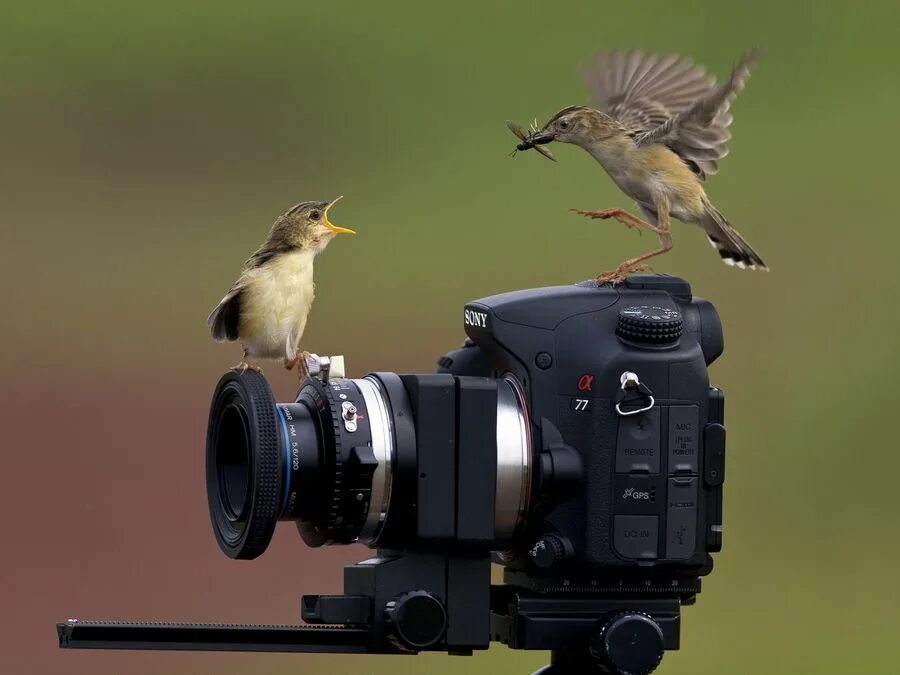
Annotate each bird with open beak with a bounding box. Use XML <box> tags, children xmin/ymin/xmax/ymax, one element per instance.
<box><xmin>207</xmin><ymin>197</ymin><xmax>354</xmax><ymax>376</ymax></box>
<box><xmin>512</xmin><ymin>49</ymin><xmax>767</xmax><ymax>284</ymax></box>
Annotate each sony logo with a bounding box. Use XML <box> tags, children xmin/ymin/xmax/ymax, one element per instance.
<box><xmin>463</xmin><ymin>308</ymin><xmax>488</xmax><ymax>329</ymax></box>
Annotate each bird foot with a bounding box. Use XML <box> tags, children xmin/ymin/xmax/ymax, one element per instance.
<box><xmin>572</xmin><ymin>208</ymin><xmax>617</xmax><ymax>219</ymax></box>
<box><xmin>571</xmin><ymin>208</ymin><xmax>643</xmax><ymax>235</ymax></box>
<box><xmin>285</xmin><ymin>351</ymin><xmax>313</xmax><ymax>380</ymax></box>
<box><xmin>596</xmin><ymin>263</ymin><xmax>651</xmax><ymax>286</ymax></box>
<box><xmin>233</xmin><ymin>361</ymin><xmax>262</xmax><ymax>375</ymax></box>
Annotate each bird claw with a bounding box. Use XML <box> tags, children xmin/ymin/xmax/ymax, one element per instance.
<box><xmin>596</xmin><ymin>264</ymin><xmax>651</xmax><ymax>286</ymax></box>
<box><xmin>298</xmin><ymin>351</ymin><xmax>312</xmax><ymax>381</ymax></box>
<box><xmin>571</xmin><ymin>208</ymin><xmax>614</xmax><ymax>220</ymax></box>
<box><xmin>233</xmin><ymin>361</ymin><xmax>262</xmax><ymax>375</ymax></box>
<box><xmin>285</xmin><ymin>351</ymin><xmax>313</xmax><ymax>380</ymax></box>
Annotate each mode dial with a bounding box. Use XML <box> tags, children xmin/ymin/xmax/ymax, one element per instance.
<box><xmin>617</xmin><ymin>305</ymin><xmax>683</xmax><ymax>344</ymax></box>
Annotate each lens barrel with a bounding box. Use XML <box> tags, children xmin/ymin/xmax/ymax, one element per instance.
<box><xmin>206</xmin><ymin>369</ymin><xmax>531</xmax><ymax>559</ymax></box>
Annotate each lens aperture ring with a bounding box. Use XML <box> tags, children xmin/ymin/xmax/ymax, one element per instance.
<box><xmin>325</xmin><ymin>383</ymin><xmax>346</xmax><ymax>542</ymax></box>
<box><xmin>293</xmin><ymin>378</ymin><xmax>375</xmax><ymax>545</ymax></box>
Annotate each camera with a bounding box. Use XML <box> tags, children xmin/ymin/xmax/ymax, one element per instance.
<box><xmin>58</xmin><ymin>274</ymin><xmax>727</xmax><ymax>675</ymax></box>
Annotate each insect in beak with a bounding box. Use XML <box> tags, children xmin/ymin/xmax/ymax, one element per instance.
<box><xmin>506</xmin><ymin>120</ymin><xmax>556</xmax><ymax>161</ymax></box>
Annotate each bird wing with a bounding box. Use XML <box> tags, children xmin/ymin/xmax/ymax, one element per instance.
<box><xmin>243</xmin><ymin>239</ymin><xmax>290</xmax><ymax>270</ymax></box>
<box><xmin>207</xmin><ymin>238</ymin><xmax>290</xmax><ymax>342</ymax></box>
<box><xmin>207</xmin><ymin>278</ymin><xmax>245</xmax><ymax>342</ymax></box>
<box><xmin>582</xmin><ymin>49</ymin><xmax>761</xmax><ymax>179</ymax></box>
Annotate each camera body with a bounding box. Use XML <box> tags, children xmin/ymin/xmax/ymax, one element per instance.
<box><xmin>448</xmin><ymin>273</ymin><xmax>725</xmax><ymax>576</ymax></box>
<box><xmin>58</xmin><ymin>275</ymin><xmax>728</xmax><ymax>675</ymax></box>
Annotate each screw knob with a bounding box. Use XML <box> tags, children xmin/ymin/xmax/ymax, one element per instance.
<box><xmin>384</xmin><ymin>591</ymin><xmax>447</xmax><ymax>650</ymax></box>
<box><xmin>591</xmin><ymin>611</ymin><xmax>664</xmax><ymax>675</ymax></box>
<box><xmin>530</xmin><ymin>534</ymin><xmax>572</xmax><ymax>569</ymax></box>
<box><xmin>616</xmin><ymin>306</ymin><xmax>683</xmax><ymax>344</ymax></box>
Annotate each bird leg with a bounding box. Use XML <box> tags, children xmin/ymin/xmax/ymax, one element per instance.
<box><xmin>571</xmin><ymin>208</ymin><xmax>668</xmax><ymax>236</ymax></box>
<box><xmin>596</xmin><ymin>205</ymin><xmax>673</xmax><ymax>286</ymax></box>
<box><xmin>284</xmin><ymin>350</ymin><xmax>313</xmax><ymax>380</ymax></box>
<box><xmin>234</xmin><ymin>347</ymin><xmax>262</xmax><ymax>374</ymax></box>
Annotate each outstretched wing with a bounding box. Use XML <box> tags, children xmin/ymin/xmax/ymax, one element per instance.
<box><xmin>583</xmin><ymin>49</ymin><xmax>761</xmax><ymax>179</ymax></box>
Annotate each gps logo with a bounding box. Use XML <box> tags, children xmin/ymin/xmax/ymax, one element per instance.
<box><xmin>622</xmin><ymin>487</ymin><xmax>652</xmax><ymax>501</ymax></box>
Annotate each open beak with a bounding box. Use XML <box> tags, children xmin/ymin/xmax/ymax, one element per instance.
<box><xmin>323</xmin><ymin>196</ymin><xmax>355</xmax><ymax>235</ymax></box>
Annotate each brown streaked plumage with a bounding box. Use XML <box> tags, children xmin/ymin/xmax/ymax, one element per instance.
<box><xmin>207</xmin><ymin>197</ymin><xmax>354</xmax><ymax>376</ymax></box>
<box><xmin>513</xmin><ymin>49</ymin><xmax>767</xmax><ymax>283</ymax></box>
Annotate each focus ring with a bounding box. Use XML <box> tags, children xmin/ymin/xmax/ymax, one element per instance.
<box><xmin>239</xmin><ymin>372</ymin><xmax>281</xmax><ymax>557</ymax></box>
<box><xmin>206</xmin><ymin>369</ymin><xmax>281</xmax><ymax>560</ymax></box>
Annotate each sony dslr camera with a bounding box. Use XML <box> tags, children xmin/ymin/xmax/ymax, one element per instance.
<box><xmin>58</xmin><ymin>274</ymin><xmax>727</xmax><ymax>675</ymax></box>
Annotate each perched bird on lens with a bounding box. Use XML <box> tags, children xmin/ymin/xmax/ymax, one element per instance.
<box><xmin>511</xmin><ymin>49</ymin><xmax>767</xmax><ymax>283</ymax></box>
<box><xmin>207</xmin><ymin>197</ymin><xmax>354</xmax><ymax>376</ymax></box>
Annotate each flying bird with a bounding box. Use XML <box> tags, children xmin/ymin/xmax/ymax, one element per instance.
<box><xmin>511</xmin><ymin>49</ymin><xmax>767</xmax><ymax>284</ymax></box>
<box><xmin>207</xmin><ymin>197</ymin><xmax>354</xmax><ymax>376</ymax></box>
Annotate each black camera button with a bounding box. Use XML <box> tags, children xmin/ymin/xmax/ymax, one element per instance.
<box><xmin>668</xmin><ymin>406</ymin><xmax>699</xmax><ymax>474</ymax></box>
<box><xmin>613</xmin><ymin>515</ymin><xmax>658</xmax><ymax>559</ymax></box>
<box><xmin>615</xmin><ymin>407</ymin><xmax>661</xmax><ymax>474</ymax></box>
<box><xmin>665</xmin><ymin>477</ymin><xmax>698</xmax><ymax>560</ymax></box>
<box><xmin>535</xmin><ymin>352</ymin><xmax>553</xmax><ymax>369</ymax></box>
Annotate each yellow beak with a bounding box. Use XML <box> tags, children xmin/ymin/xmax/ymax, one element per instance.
<box><xmin>323</xmin><ymin>196</ymin><xmax>355</xmax><ymax>234</ymax></box>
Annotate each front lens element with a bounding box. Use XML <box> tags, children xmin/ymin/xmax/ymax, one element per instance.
<box><xmin>217</xmin><ymin>404</ymin><xmax>251</xmax><ymax>521</ymax></box>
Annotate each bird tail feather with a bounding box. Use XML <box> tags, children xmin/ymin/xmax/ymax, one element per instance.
<box><xmin>207</xmin><ymin>291</ymin><xmax>241</xmax><ymax>342</ymax></box>
<box><xmin>703</xmin><ymin>202</ymin><xmax>768</xmax><ymax>271</ymax></box>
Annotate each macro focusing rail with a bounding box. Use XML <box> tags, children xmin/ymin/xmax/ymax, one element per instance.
<box><xmin>57</xmin><ymin>619</ymin><xmax>383</xmax><ymax>654</ymax></box>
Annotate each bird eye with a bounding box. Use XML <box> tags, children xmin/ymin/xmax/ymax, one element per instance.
<box><xmin>559</xmin><ymin>120</ymin><xmax>570</xmax><ymax>130</ymax></box>
<box><xmin>309</xmin><ymin>210</ymin><xmax>320</xmax><ymax>220</ymax></box>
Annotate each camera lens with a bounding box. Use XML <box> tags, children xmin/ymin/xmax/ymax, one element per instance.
<box><xmin>206</xmin><ymin>370</ymin><xmax>533</xmax><ymax>559</ymax></box>
<box><xmin>206</xmin><ymin>370</ymin><xmax>397</xmax><ymax>559</ymax></box>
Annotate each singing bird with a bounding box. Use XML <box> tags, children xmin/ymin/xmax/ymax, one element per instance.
<box><xmin>207</xmin><ymin>197</ymin><xmax>354</xmax><ymax>375</ymax></box>
<box><xmin>515</xmin><ymin>49</ymin><xmax>767</xmax><ymax>283</ymax></box>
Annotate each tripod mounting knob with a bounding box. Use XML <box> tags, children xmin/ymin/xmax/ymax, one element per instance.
<box><xmin>384</xmin><ymin>591</ymin><xmax>447</xmax><ymax>651</ymax></box>
<box><xmin>591</xmin><ymin>611</ymin><xmax>664</xmax><ymax>675</ymax></box>
<box><xmin>529</xmin><ymin>533</ymin><xmax>573</xmax><ymax>569</ymax></box>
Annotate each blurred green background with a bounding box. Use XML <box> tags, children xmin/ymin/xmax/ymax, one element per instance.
<box><xmin>3</xmin><ymin>1</ymin><xmax>899</xmax><ymax>674</ymax></box>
